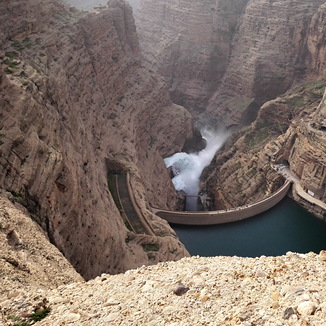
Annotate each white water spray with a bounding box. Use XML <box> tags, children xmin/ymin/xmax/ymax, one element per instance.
<box><xmin>164</xmin><ymin>128</ymin><xmax>229</xmax><ymax>211</ymax></box>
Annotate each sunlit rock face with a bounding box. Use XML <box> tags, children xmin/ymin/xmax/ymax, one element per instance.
<box><xmin>0</xmin><ymin>0</ymin><xmax>192</xmax><ymax>279</ymax></box>
<box><xmin>136</xmin><ymin>0</ymin><xmax>326</xmax><ymax>127</ymax></box>
<box><xmin>201</xmin><ymin>81</ymin><xmax>326</xmax><ymax>219</ymax></box>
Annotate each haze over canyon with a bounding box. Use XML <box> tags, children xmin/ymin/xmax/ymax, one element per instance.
<box><xmin>0</xmin><ymin>2</ymin><xmax>325</xmax><ymax>324</ymax></box>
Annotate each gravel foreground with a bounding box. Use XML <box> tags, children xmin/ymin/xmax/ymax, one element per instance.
<box><xmin>1</xmin><ymin>252</ymin><xmax>326</xmax><ymax>325</ymax></box>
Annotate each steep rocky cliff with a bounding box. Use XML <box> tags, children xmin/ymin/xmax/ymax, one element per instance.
<box><xmin>137</xmin><ymin>0</ymin><xmax>326</xmax><ymax>126</ymax></box>
<box><xmin>0</xmin><ymin>191</ymin><xmax>83</xmax><ymax>296</ymax></box>
<box><xmin>271</xmin><ymin>87</ymin><xmax>326</xmax><ymax>218</ymax></box>
<box><xmin>206</xmin><ymin>0</ymin><xmax>326</xmax><ymax>127</ymax></box>
<box><xmin>136</xmin><ymin>0</ymin><xmax>249</xmax><ymax>116</ymax></box>
<box><xmin>305</xmin><ymin>2</ymin><xmax>326</xmax><ymax>80</ymax></box>
<box><xmin>202</xmin><ymin>81</ymin><xmax>326</xmax><ymax>219</ymax></box>
<box><xmin>0</xmin><ymin>0</ymin><xmax>193</xmax><ymax>279</ymax></box>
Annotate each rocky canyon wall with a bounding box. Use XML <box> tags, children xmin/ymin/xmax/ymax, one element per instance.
<box><xmin>136</xmin><ymin>0</ymin><xmax>326</xmax><ymax>127</ymax></box>
<box><xmin>202</xmin><ymin>81</ymin><xmax>325</xmax><ymax>219</ymax></box>
<box><xmin>0</xmin><ymin>0</ymin><xmax>192</xmax><ymax>279</ymax></box>
<box><xmin>136</xmin><ymin>0</ymin><xmax>326</xmax><ymax>218</ymax></box>
<box><xmin>136</xmin><ymin>0</ymin><xmax>250</xmax><ymax>116</ymax></box>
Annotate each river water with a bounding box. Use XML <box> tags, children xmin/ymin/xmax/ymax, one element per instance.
<box><xmin>172</xmin><ymin>197</ymin><xmax>326</xmax><ymax>257</ymax></box>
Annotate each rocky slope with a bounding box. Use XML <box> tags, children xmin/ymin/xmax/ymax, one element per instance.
<box><xmin>0</xmin><ymin>191</ymin><xmax>83</xmax><ymax>301</ymax></box>
<box><xmin>202</xmin><ymin>81</ymin><xmax>326</xmax><ymax>219</ymax></box>
<box><xmin>1</xmin><ymin>251</ymin><xmax>326</xmax><ymax>325</ymax></box>
<box><xmin>0</xmin><ymin>0</ymin><xmax>193</xmax><ymax>279</ymax></box>
<box><xmin>271</xmin><ymin>87</ymin><xmax>326</xmax><ymax>219</ymax></box>
<box><xmin>136</xmin><ymin>0</ymin><xmax>326</xmax><ymax>126</ymax></box>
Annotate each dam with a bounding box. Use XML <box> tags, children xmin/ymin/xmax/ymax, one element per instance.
<box><xmin>151</xmin><ymin>180</ymin><xmax>291</xmax><ymax>225</ymax></box>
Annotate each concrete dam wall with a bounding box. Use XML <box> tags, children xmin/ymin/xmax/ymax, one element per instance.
<box><xmin>152</xmin><ymin>181</ymin><xmax>292</xmax><ymax>225</ymax></box>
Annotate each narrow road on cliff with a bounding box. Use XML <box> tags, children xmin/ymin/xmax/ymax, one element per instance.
<box><xmin>276</xmin><ymin>166</ymin><xmax>326</xmax><ymax>211</ymax></box>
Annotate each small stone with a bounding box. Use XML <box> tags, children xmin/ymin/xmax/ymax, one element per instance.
<box><xmin>7</xmin><ymin>291</ymin><xmax>21</xmax><ymax>299</ymax></box>
<box><xmin>141</xmin><ymin>280</ymin><xmax>155</xmax><ymax>292</ymax></box>
<box><xmin>319</xmin><ymin>250</ymin><xmax>326</xmax><ymax>261</ymax></box>
<box><xmin>255</xmin><ymin>270</ymin><xmax>267</xmax><ymax>278</ymax></box>
<box><xmin>173</xmin><ymin>283</ymin><xmax>190</xmax><ymax>296</ymax></box>
<box><xmin>200</xmin><ymin>295</ymin><xmax>209</xmax><ymax>302</ymax></box>
<box><xmin>49</xmin><ymin>296</ymin><xmax>69</xmax><ymax>304</ymax></box>
<box><xmin>64</xmin><ymin>313</ymin><xmax>81</xmax><ymax>322</ymax></box>
<box><xmin>7</xmin><ymin>229</ymin><xmax>22</xmax><ymax>246</ymax></box>
<box><xmin>191</xmin><ymin>291</ymin><xmax>200</xmax><ymax>298</ymax></box>
<box><xmin>297</xmin><ymin>301</ymin><xmax>317</xmax><ymax>315</ymax></box>
<box><xmin>104</xmin><ymin>312</ymin><xmax>119</xmax><ymax>323</ymax></box>
<box><xmin>283</xmin><ymin>307</ymin><xmax>295</xmax><ymax>319</ymax></box>
<box><xmin>271</xmin><ymin>291</ymin><xmax>280</xmax><ymax>301</ymax></box>
<box><xmin>21</xmin><ymin>312</ymin><xmax>32</xmax><ymax>318</ymax></box>
<box><xmin>104</xmin><ymin>299</ymin><xmax>120</xmax><ymax>306</ymax></box>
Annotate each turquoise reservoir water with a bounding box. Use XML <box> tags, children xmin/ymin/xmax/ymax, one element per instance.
<box><xmin>172</xmin><ymin>197</ymin><xmax>326</xmax><ymax>257</ymax></box>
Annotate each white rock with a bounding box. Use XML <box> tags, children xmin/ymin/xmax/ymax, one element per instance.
<box><xmin>297</xmin><ymin>301</ymin><xmax>317</xmax><ymax>315</ymax></box>
<box><xmin>49</xmin><ymin>296</ymin><xmax>69</xmax><ymax>304</ymax></box>
<box><xmin>104</xmin><ymin>312</ymin><xmax>119</xmax><ymax>323</ymax></box>
<box><xmin>7</xmin><ymin>291</ymin><xmax>21</xmax><ymax>299</ymax></box>
<box><xmin>61</xmin><ymin>313</ymin><xmax>80</xmax><ymax>322</ymax></box>
<box><xmin>104</xmin><ymin>299</ymin><xmax>120</xmax><ymax>306</ymax></box>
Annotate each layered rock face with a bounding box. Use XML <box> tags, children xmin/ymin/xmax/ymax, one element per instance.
<box><xmin>270</xmin><ymin>87</ymin><xmax>326</xmax><ymax>218</ymax></box>
<box><xmin>206</xmin><ymin>0</ymin><xmax>326</xmax><ymax>126</ymax></box>
<box><xmin>137</xmin><ymin>0</ymin><xmax>326</xmax><ymax>126</ymax></box>
<box><xmin>305</xmin><ymin>3</ymin><xmax>326</xmax><ymax>80</ymax></box>
<box><xmin>0</xmin><ymin>0</ymin><xmax>192</xmax><ymax>279</ymax></box>
<box><xmin>136</xmin><ymin>0</ymin><xmax>250</xmax><ymax>116</ymax></box>
<box><xmin>202</xmin><ymin>81</ymin><xmax>325</xmax><ymax>217</ymax></box>
<box><xmin>0</xmin><ymin>191</ymin><xmax>83</xmax><ymax>296</ymax></box>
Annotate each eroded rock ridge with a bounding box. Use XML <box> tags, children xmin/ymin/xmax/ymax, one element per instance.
<box><xmin>0</xmin><ymin>0</ymin><xmax>192</xmax><ymax>279</ymax></box>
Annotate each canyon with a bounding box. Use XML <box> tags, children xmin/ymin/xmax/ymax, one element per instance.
<box><xmin>0</xmin><ymin>0</ymin><xmax>194</xmax><ymax>280</ymax></box>
<box><xmin>135</xmin><ymin>0</ymin><xmax>326</xmax><ymax>220</ymax></box>
<box><xmin>0</xmin><ymin>0</ymin><xmax>325</xmax><ymax>324</ymax></box>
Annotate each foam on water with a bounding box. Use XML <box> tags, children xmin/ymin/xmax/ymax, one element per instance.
<box><xmin>164</xmin><ymin>128</ymin><xmax>229</xmax><ymax>210</ymax></box>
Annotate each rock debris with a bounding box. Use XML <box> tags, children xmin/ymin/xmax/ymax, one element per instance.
<box><xmin>1</xmin><ymin>252</ymin><xmax>326</xmax><ymax>325</ymax></box>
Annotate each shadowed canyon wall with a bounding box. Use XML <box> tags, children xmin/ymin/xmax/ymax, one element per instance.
<box><xmin>136</xmin><ymin>0</ymin><xmax>326</xmax><ymax>127</ymax></box>
<box><xmin>136</xmin><ymin>0</ymin><xmax>250</xmax><ymax>117</ymax></box>
<box><xmin>0</xmin><ymin>0</ymin><xmax>193</xmax><ymax>279</ymax></box>
<box><xmin>136</xmin><ymin>0</ymin><xmax>326</xmax><ymax>218</ymax></box>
